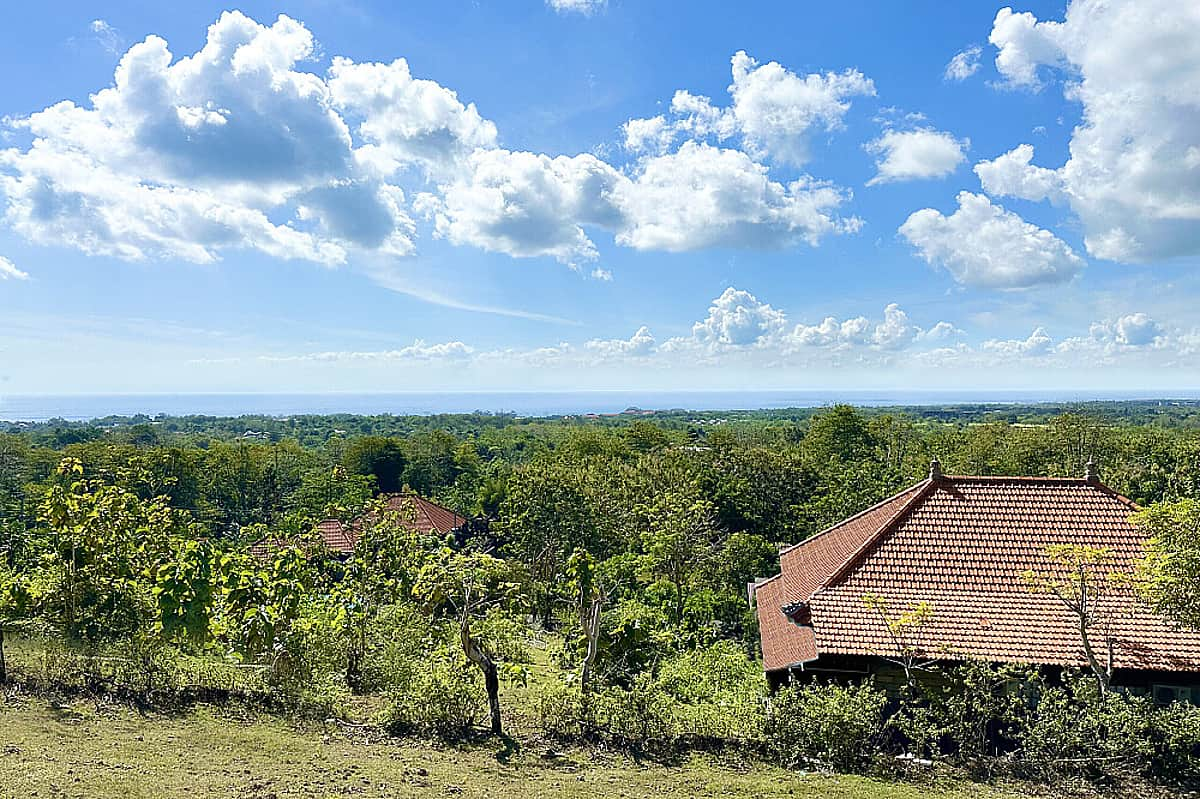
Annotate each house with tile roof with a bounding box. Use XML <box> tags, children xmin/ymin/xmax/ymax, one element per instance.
<box><xmin>249</xmin><ymin>492</ymin><xmax>468</xmax><ymax>559</ymax></box>
<box><xmin>754</xmin><ymin>460</ymin><xmax>1200</xmax><ymax>699</ymax></box>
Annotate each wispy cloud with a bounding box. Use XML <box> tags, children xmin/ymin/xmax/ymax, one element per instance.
<box><xmin>546</xmin><ymin>0</ymin><xmax>607</xmax><ymax>16</ymax></box>
<box><xmin>363</xmin><ymin>265</ymin><xmax>581</xmax><ymax>326</ymax></box>
<box><xmin>89</xmin><ymin>19</ymin><xmax>123</xmax><ymax>55</ymax></box>
<box><xmin>0</xmin><ymin>255</ymin><xmax>29</xmax><ymax>281</ymax></box>
<box><xmin>944</xmin><ymin>45</ymin><xmax>982</xmax><ymax>81</ymax></box>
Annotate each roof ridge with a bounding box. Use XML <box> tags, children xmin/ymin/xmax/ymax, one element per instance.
<box><xmin>1091</xmin><ymin>481</ymin><xmax>1141</xmax><ymax>512</ymax></box>
<box><xmin>944</xmin><ymin>474</ymin><xmax>1090</xmax><ymax>483</ymax></box>
<box><xmin>776</xmin><ymin>479</ymin><xmax>927</xmax><ymax>558</ymax></box>
<box><xmin>815</xmin><ymin>477</ymin><xmax>939</xmax><ymax>593</ymax></box>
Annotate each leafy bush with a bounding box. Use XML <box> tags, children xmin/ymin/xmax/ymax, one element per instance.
<box><xmin>1012</xmin><ymin>673</ymin><xmax>1200</xmax><ymax>787</ymax></box>
<box><xmin>382</xmin><ymin>650</ymin><xmax>486</xmax><ymax>739</ymax></box>
<box><xmin>766</xmin><ymin>681</ymin><xmax>888</xmax><ymax>772</ymax></box>
<box><xmin>534</xmin><ymin>680</ymin><xmax>586</xmax><ymax>740</ymax></box>
<box><xmin>1151</xmin><ymin>699</ymin><xmax>1200</xmax><ymax>783</ymax></box>
<box><xmin>358</xmin><ymin>602</ymin><xmax>437</xmax><ymax>693</ymax></box>
<box><xmin>891</xmin><ymin>661</ymin><xmax>1036</xmax><ymax>770</ymax></box>
<box><xmin>655</xmin><ymin>641</ymin><xmax>766</xmax><ymax>742</ymax></box>
<box><xmin>595</xmin><ymin>599</ymin><xmax>674</xmax><ymax>686</ymax></box>
<box><xmin>589</xmin><ymin>673</ymin><xmax>677</xmax><ymax>752</ymax></box>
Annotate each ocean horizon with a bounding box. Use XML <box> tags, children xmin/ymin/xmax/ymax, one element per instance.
<box><xmin>3</xmin><ymin>389</ymin><xmax>1200</xmax><ymax>423</ymax></box>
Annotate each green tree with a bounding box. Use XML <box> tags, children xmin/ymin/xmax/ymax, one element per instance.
<box><xmin>1135</xmin><ymin>499</ymin><xmax>1200</xmax><ymax>628</ymax></box>
<box><xmin>33</xmin><ymin>458</ymin><xmax>183</xmax><ymax>643</ymax></box>
<box><xmin>342</xmin><ymin>436</ymin><xmax>407</xmax><ymax>493</ymax></box>
<box><xmin>414</xmin><ymin>550</ymin><xmax>526</xmax><ymax>735</ymax></box>
<box><xmin>622</xmin><ymin>421</ymin><xmax>672</xmax><ymax>454</ymax></box>
<box><xmin>155</xmin><ymin>539</ymin><xmax>221</xmax><ymax>648</ymax></box>
<box><xmin>803</xmin><ymin>405</ymin><xmax>877</xmax><ymax>465</ymax></box>
<box><xmin>0</xmin><ymin>434</ymin><xmax>32</xmax><ymax>559</ymax></box>
<box><xmin>638</xmin><ymin>489</ymin><xmax>720</xmax><ymax>624</ymax></box>
<box><xmin>403</xmin><ymin>431</ymin><xmax>460</xmax><ymax>495</ymax></box>
<box><xmin>0</xmin><ymin>560</ymin><xmax>31</xmax><ymax>683</ymax></box>
<box><xmin>337</xmin><ymin>500</ymin><xmax>440</xmax><ymax>691</ymax></box>
<box><xmin>1025</xmin><ymin>544</ymin><xmax>1123</xmax><ymax>694</ymax></box>
<box><xmin>497</xmin><ymin>460</ymin><xmax>602</xmax><ymax>620</ymax></box>
<box><xmin>220</xmin><ymin>547</ymin><xmax>314</xmax><ymax>662</ymax></box>
<box><xmin>565</xmin><ymin>549</ymin><xmax>606</xmax><ymax>698</ymax></box>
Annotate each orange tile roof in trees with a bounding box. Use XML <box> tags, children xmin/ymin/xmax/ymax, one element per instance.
<box><xmin>249</xmin><ymin>492</ymin><xmax>467</xmax><ymax>557</ymax></box>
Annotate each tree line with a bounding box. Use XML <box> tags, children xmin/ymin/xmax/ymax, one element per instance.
<box><xmin>4</xmin><ymin>405</ymin><xmax>1200</xmax><ymax>787</ymax></box>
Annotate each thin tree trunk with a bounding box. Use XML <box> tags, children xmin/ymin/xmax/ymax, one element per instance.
<box><xmin>460</xmin><ymin>613</ymin><xmax>502</xmax><ymax>736</ymax></box>
<box><xmin>580</xmin><ymin>595</ymin><xmax>601</xmax><ymax>697</ymax></box>
<box><xmin>0</xmin><ymin>624</ymin><xmax>6</xmax><ymax>685</ymax></box>
<box><xmin>483</xmin><ymin>661</ymin><xmax>501</xmax><ymax>736</ymax></box>
<box><xmin>1075</xmin><ymin>577</ymin><xmax>1110</xmax><ymax>695</ymax></box>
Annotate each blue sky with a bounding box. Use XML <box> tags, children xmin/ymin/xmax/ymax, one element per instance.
<box><xmin>1</xmin><ymin>0</ymin><xmax>1198</xmax><ymax>395</ymax></box>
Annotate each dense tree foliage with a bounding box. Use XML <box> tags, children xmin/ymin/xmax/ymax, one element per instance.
<box><xmin>5</xmin><ymin>400</ymin><xmax>1200</xmax><ymax>763</ymax></box>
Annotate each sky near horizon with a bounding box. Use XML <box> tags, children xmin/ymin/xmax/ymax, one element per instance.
<box><xmin>1</xmin><ymin>0</ymin><xmax>1199</xmax><ymax>395</ymax></box>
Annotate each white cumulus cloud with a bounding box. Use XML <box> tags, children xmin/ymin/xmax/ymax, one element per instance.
<box><xmin>2</xmin><ymin>18</ymin><xmax>879</xmax><ymax>277</ymax></box>
<box><xmin>613</xmin><ymin>141</ymin><xmax>859</xmax><ymax>251</ymax></box>
<box><xmin>689</xmin><ymin>287</ymin><xmax>789</xmax><ymax>347</ymax></box>
<box><xmin>416</xmin><ymin>149</ymin><xmax>624</xmax><ymax>264</ymax></box>
<box><xmin>974</xmin><ymin>143</ymin><xmax>1065</xmax><ymax>203</ymax></box>
<box><xmin>585</xmin><ymin>326</ymin><xmax>656</xmax><ymax>357</ymax></box>
<box><xmin>0</xmin><ymin>11</ymin><xmax>438</xmax><ymax>266</ymax></box>
<box><xmin>981</xmin><ymin>327</ymin><xmax>1054</xmax><ymax>357</ymax></box>
<box><xmin>985</xmin><ymin>0</ymin><xmax>1200</xmax><ymax>263</ymax></box>
<box><xmin>261</xmin><ymin>340</ymin><xmax>474</xmax><ymax>363</ymax></box>
<box><xmin>621</xmin><ymin>51</ymin><xmax>874</xmax><ymax>167</ymax></box>
<box><xmin>729</xmin><ymin>50</ymin><xmax>876</xmax><ymax>165</ymax></box>
<box><xmin>327</xmin><ymin>56</ymin><xmax>497</xmax><ymax>180</ymax></box>
<box><xmin>899</xmin><ymin>191</ymin><xmax>1084</xmax><ymax>289</ymax></box>
<box><xmin>865</xmin><ymin>128</ymin><xmax>968</xmax><ymax>185</ymax></box>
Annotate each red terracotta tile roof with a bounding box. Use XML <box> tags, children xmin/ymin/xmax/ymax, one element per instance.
<box><xmin>373</xmin><ymin>493</ymin><xmax>468</xmax><ymax>539</ymax></box>
<box><xmin>778</xmin><ymin>483</ymin><xmax>928</xmax><ymax>606</ymax></box>
<box><xmin>247</xmin><ymin>536</ymin><xmax>286</xmax><ymax>560</ymax></box>
<box><xmin>756</xmin><ymin>483</ymin><xmax>926</xmax><ymax>670</ymax></box>
<box><xmin>759</xmin><ymin>473</ymin><xmax>1200</xmax><ymax>673</ymax></box>
<box><xmin>756</xmin><ymin>573</ymin><xmax>817</xmax><ymax>671</ymax></box>
<box><xmin>249</xmin><ymin>493</ymin><xmax>467</xmax><ymax>557</ymax></box>
<box><xmin>316</xmin><ymin>518</ymin><xmax>356</xmax><ymax>552</ymax></box>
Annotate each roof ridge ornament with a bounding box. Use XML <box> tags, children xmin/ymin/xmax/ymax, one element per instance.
<box><xmin>1085</xmin><ymin>458</ymin><xmax>1100</xmax><ymax>484</ymax></box>
<box><xmin>929</xmin><ymin>458</ymin><xmax>943</xmax><ymax>481</ymax></box>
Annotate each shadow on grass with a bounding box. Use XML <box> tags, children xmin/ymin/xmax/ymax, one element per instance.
<box><xmin>495</xmin><ymin>732</ymin><xmax>521</xmax><ymax>763</ymax></box>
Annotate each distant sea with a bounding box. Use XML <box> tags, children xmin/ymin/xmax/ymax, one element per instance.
<box><xmin>3</xmin><ymin>390</ymin><xmax>1199</xmax><ymax>423</ymax></box>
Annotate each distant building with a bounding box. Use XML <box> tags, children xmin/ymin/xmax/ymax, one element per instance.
<box><xmin>250</xmin><ymin>492</ymin><xmax>467</xmax><ymax>559</ymax></box>
<box><xmin>755</xmin><ymin>461</ymin><xmax>1200</xmax><ymax>700</ymax></box>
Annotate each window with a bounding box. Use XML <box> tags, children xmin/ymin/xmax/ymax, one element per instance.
<box><xmin>1151</xmin><ymin>684</ymin><xmax>1200</xmax><ymax>706</ymax></box>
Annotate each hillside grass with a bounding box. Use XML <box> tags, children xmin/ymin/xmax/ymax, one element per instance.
<box><xmin>0</xmin><ymin>697</ymin><xmax>1043</xmax><ymax>799</ymax></box>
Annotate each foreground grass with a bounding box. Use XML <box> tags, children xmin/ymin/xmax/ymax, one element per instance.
<box><xmin>0</xmin><ymin>698</ymin><xmax>1038</xmax><ymax>799</ymax></box>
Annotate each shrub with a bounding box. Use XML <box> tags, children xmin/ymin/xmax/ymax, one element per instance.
<box><xmin>1151</xmin><ymin>699</ymin><xmax>1200</xmax><ymax>784</ymax></box>
<box><xmin>893</xmin><ymin>661</ymin><xmax>1035</xmax><ymax>770</ymax></box>
<box><xmin>1013</xmin><ymin>674</ymin><xmax>1160</xmax><ymax>785</ymax></box>
<box><xmin>534</xmin><ymin>680</ymin><xmax>585</xmax><ymax>740</ymax></box>
<box><xmin>595</xmin><ymin>599</ymin><xmax>674</xmax><ymax>687</ymax></box>
<box><xmin>359</xmin><ymin>602</ymin><xmax>436</xmax><ymax>693</ymax></box>
<box><xmin>655</xmin><ymin>641</ymin><xmax>766</xmax><ymax>742</ymax></box>
<box><xmin>382</xmin><ymin>650</ymin><xmax>486</xmax><ymax>739</ymax></box>
<box><xmin>766</xmin><ymin>681</ymin><xmax>888</xmax><ymax>772</ymax></box>
<box><xmin>589</xmin><ymin>672</ymin><xmax>677</xmax><ymax>752</ymax></box>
